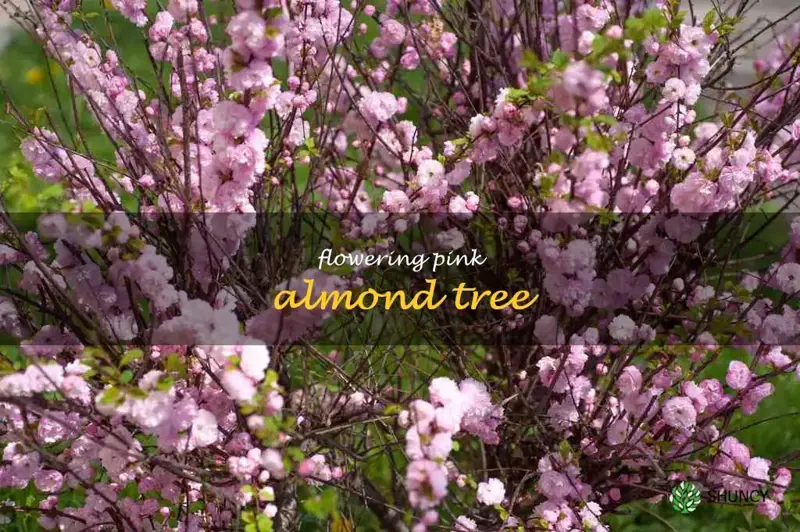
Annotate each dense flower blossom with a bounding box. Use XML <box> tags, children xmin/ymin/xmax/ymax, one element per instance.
<box><xmin>0</xmin><ymin>0</ymin><xmax>797</xmax><ymax>530</ymax></box>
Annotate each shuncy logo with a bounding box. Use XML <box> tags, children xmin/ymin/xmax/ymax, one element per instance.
<box><xmin>670</xmin><ymin>481</ymin><xmax>702</xmax><ymax>514</ymax></box>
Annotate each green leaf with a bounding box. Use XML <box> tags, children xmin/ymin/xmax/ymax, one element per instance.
<box><xmin>520</xmin><ymin>50</ymin><xmax>543</xmax><ymax>71</ymax></box>
<box><xmin>121</xmin><ymin>348</ymin><xmax>144</xmax><ymax>367</ymax></box>
<box><xmin>496</xmin><ymin>504</ymin><xmax>509</xmax><ymax>521</ymax></box>
<box><xmin>332</xmin><ymin>514</ymin><xmax>354</xmax><ymax>532</ymax></box>
<box><xmin>551</xmin><ymin>50</ymin><xmax>569</xmax><ymax>69</ymax></box>
<box><xmin>586</xmin><ymin>132</ymin><xmax>614</xmax><ymax>152</ymax></box>
<box><xmin>302</xmin><ymin>488</ymin><xmax>338</xmax><ymax>520</ymax></box>
<box><xmin>155</xmin><ymin>375</ymin><xmax>174</xmax><ymax>391</ymax></box>
<box><xmin>259</xmin><ymin>487</ymin><xmax>275</xmax><ymax>502</ymax></box>
<box><xmin>120</xmin><ymin>370</ymin><xmax>134</xmax><ymax>384</ymax></box>
<box><xmin>256</xmin><ymin>514</ymin><xmax>273</xmax><ymax>532</ymax></box>
<box><xmin>538</xmin><ymin>172</ymin><xmax>556</xmax><ymax>198</ymax></box>
<box><xmin>383</xmin><ymin>404</ymin><xmax>403</xmax><ymax>415</ymax></box>
<box><xmin>286</xmin><ymin>446</ymin><xmax>305</xmax><ymax>463</ymax></box>
<box><xmin>593</xmin><ymin>114</ymin><xmax>618</xmax><ymax>127</ymax></box>
<box><xmin>321</xmin><ymin>488</ymin><xmax>338</xmax><ymax>515</ymax></box>
<box><xmin>527</xmin><ymin>75</ymin><xmax>552</xmax><ymax>97</ymax></box>
<box><xmin>558</xmin><ymin>440</ymin><xmax>572</xmax><ymax>460</ymax></box>
<box><xmin>99</xmin><ymin>386</ymin><xmax>123</xmax><ymax>405</ymax></box>
<box><xmin>624</xmin><ymin>17</ymin><xmax>646</xmax><ymax>41</ymax></box>
<box><xmin>119</xmin><ymin>482</ymin><xmax>139</xmax><ymax>499</ymax></box>
<box><xmin>625</xmin><ymin>9</ymin><xmax>667</xmax><ymax>42</ymax></box>
<box><xmin>642</xmin><ymin>8</ymin><xmax>668</xmax><ymax>30</ymax></box>
<box><xmin>264</xmin><ymin>370</ymin><xmax>279</xmax><ymax>387</ymax></box>
<box><xmin>165</xmin><ymin>353</ymin><xmax>186</xmax><ymax>376</ymax></box>
<box><xmin>721</xmin><ymin>112</ymin><xmax>734</xmax><ymax>128</ymax></box>
<box><xmin>702</xmin><ymin>10</ymin><xmax>716</xmax><ymax>33</ymax></box>
<box><xmin>586</xmin><ymin>205</ymin><xmax>621</xmax><ymax>225</ymax></box>
<box><xmin>265</xmin><ymin>6</ymin><xmax>283</xmax><ymax>19</ymax></box>
<box><xmin>504</xmin><ymin>87</ymin><xmax>531</xmax><ymax>106</ymax></box>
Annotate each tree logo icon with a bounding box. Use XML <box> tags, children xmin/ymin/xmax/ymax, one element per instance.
<box><xmin>670</xmin><ymin>481</ymin><xmax>702</xmax><ymax>514</ymax></box>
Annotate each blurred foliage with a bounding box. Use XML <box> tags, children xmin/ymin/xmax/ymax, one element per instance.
<box><xmin>0</xmin><ymin>154</ymin><xmax>66</xmax><ymax>216</ymax></box>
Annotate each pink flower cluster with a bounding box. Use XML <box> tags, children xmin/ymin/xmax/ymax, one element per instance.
<box><xmin>1</xmin><ymin>0</ymin><xmax>800</xmax><ymax>530</ymax></box>
<box><xmin>400</xmin><ymin>377</ymin><xmax>502</xmax><ymax>526</ymax></box>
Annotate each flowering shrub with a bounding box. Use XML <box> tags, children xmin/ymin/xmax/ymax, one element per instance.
<box><xmin>0</xmin><ymin>0</ymin><xmax>799</xmax><ymax>530</ymax></box>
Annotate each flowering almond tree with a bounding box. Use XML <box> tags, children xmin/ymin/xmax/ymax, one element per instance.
<box><xmin>0</xmin><ymin>0</ymin><xmax>799</xmax><ymax>530</ymax></box>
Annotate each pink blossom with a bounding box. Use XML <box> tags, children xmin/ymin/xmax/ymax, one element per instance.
<box><xmin>149</xmin><ymin>12</ymin><xmax>174</xmax><ymax>41</ymax></box>
<box><xmin>110</xmin><ymin>0</ymin><xmax>147</xmax><ymax>26</ymax></box>
<box><xmin>537</xmin><ymin>470</ymin><xmax>572</xmax><ymax>501</ymax></box>
<box><xmin>662</xmin><ymin>78</ymin><xmax>686</xmax><ymax>102</ymax></box>
<box><xmin>742</xmin><ymin>383</ymin><xmax>775</xmax><ymax>415</ymax></box>
<box><xmin>239</xmin><ymin>344</ymin><xmax>270</xmax><ymax>381</ymax></box>
<box><xmin>416</xmin><ymin>160</ymin><xmax>445</xmax><ymax>187</ymax></box>
<box><xmin>401</xmin><ymin>47</ymin><xmax>420</xmax><ymax>69</ymax></box>
<box><xmin>670</xmin><ymin>174</ymin><xmax>718</xmax><ymax>212</ymax></box>
<box><xmin>221</xmin><ymin>370</ymin><xmax>257</xmax><ymax>403</ymax></box>
<box><xmin>575</xmin><ymin>4</ymin><xmax>609</xmax><ymax>33</ymax></box>
<box><xmin>227</xmin><ymin>10</ymin><xmax>286</xmax><ymax>60</ymax></box>
<box><xmin>772</xmin><ymin>467</ymin><xmax>791</xmax><ymax>501</ymax></box>
<box><xmin>188</xmin><ymin>410</ymin><xmax>220</xmax><ymax>449</ymax></box>
<box><xmin>747</xmin><ymin>457</ymin><xmax>771</xmax><ymax>486</ymax></box>
<box><xmin>459</xmin><ymin>379</ymin><xmax>503</xmax><ymax>444</ymax></box>
<box><xmin>671</xmin><ymin>147</ymin><xmax>696</xmax><ymax>170</ymax></box>
<box><xmin>358</xmin><ymin>91</ymin><xmax>399</xmax><ymax>127</ymax></box>
<box><xmin>721</xmin><ymin>436</ymin><xmax>751</xmax><ymax>466</ymax></box>
<box><xmin>380</xmin><ymin>19</ymin><xmax>406</xmax><ymax>46</ymax></box>
<box><xmin>406</xmin><ymin>460</ymin><xmax>448</xmax><ymax>510</ymax></box>
<box><xmin>33</xmin><ymin>470</ymin><xmax>63</xmax><ymax>493</ymax></box>
<box><xmin>436</xmin><ymin>228</ymin><xmax>465</xmax><ymax>250</ymax></box>
<box><xmin>661</xmin><ymin>397</ymin><xmax>697</xmax><ymax>431</ymax></box>
<box><xmin>454</xmin><ymin>516</ymin><xmax>478</xmax><ymax>531</ymax></box>
<box><xmin>476</xmin><ymin>477</ymin><xmax>506</xmax><ymax>505</ymax></box>
<box><xmin>213</xmin><ymin>101</ymin><xmax>257</xmax><ymax>138</ymax></box>
<box><xmin>618</xmin><ymin>366</ymin><xmax>643</xmax><ymax>395</ymax></box>
<box><xmin>608</xmin><ymin>315</ymin><xmax>638</xmax><ymax>343</ymax></box>
<box><xmin>775</xmin><ymin>263</ymin><xmax>800</xmax><ymax>294</ymax></box>
<box><xmin>726</xmin><ymin>361</ymin><xmax>752</xmax><ymax>390</ymax></box>
<box><xmin>383</xmin><ymin>190</ymin><xmax>411</xmax><ymax>213</ymax></box>
<box><xmin>428</xmin><ymin>377</ymin><xmax>461</xmax><ymax>408</ymax></box>
<box><xmin>757</xmin><ymin>499</ymin><xmax>781</xmax><ymax>520</ymax></box>
<box><xmin>409</xmin><ymin>400</ymin><xmax>437</xmax><ymax>434</ymax></box>
<box><xmin>261</xmin><ymin>449</ymin><xmax>285</xmax><ymax>479</ymax></box>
